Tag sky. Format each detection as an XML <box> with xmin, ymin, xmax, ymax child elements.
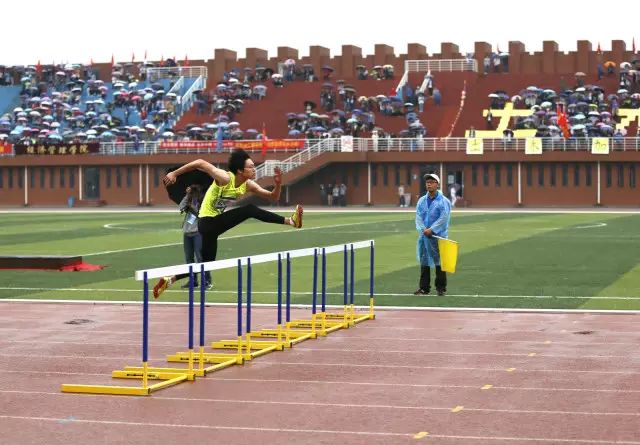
<box><xmin>2</xmin><ymin>0</ymin><xmax>636</xmax><ymax>66</ymax></box>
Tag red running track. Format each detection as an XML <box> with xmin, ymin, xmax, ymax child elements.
<box><xmin>0</xmin><ymin>302</ymin><xmax>639</xmax><ymax>444</ymax></box>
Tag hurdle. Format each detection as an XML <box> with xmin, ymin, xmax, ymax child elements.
<box><xmin>61</xmin><ymin>272</ymin><xmax>193</xmax><ymax>396</ymax></box>
<box><xmin>164</xmin><ymin>264</ymin><xmax>242</xmax><ymax>373</ymax></box>
<box><xmin>61</xmin><ymin>239</ymin><xmax>375</xmax><ymax>396</ymax></box>
<box><xmin>210</xmin><ymin>258</ymin><xmax>287</xmax><ymax>359</ymax></box>
<box><xmin>251</xmin><ymin>251</ymin><xmax>317</xmax><ymax>343</ymax></box>
<box><xmin>287</xmin><ymin>241</ymin><xmax>375</xmax><ymax>333</ymax></box>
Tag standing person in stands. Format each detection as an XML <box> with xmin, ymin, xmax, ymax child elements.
<box><xmin>414</xmin><ymin>173</ymin><xmax>451</xmax><ymax>296</ymax></box>
<box><xmin>153</xmin><ymin>149</ymin><xmax>304</xmax><ymax>298</ymax></box>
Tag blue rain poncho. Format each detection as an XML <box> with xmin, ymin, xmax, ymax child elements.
<box><xmin>415</xmin><ymin>190</ymin><xmax>452</xmax><ymax>267</ymax></box>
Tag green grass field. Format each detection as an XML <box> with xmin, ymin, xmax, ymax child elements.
<box><xmin>1</xmin><ymin>210</ymin><xmax>639</xmax><ymax>310</ymax></box>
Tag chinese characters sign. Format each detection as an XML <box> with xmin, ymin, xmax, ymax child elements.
<box><xmin>14</xmin><ymin>143</ymin><xmax>100</xmax><ymax>155</ymax></box>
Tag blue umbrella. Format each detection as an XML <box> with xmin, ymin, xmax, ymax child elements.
<box><xmin>288</xmin><ymin>129</ymin><xmax>301</xmax><ymax>136</ymax></box>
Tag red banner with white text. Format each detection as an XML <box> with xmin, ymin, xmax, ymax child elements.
<box><xmin>158</xmin><ymin>139</ymin><xmax>305</xmax><ymax>152</ymax></box>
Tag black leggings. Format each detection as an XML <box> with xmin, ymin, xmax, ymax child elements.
<box><xmin>175</xmin><ymin>204</ymin><xmax>285</xmax><ymax>281</ymax></box>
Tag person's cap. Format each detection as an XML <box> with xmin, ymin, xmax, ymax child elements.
<box><xmin>423</xmin><ymin>173</ymin><xmax>440</xmax><ymax>183</ymax></box>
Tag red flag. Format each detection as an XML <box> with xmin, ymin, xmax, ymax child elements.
<box><xmin>261</xmin><ymin>123</ymin><xmax>268</xmax><ymax>156</ymax></box>
<box><xmin>184</xmin><ymin>54</ymin><xmax>189</xmax><ymax>67</ymax></box>
<box><xmin>36</xmin><ymin>60</ymin><xmax>42</xmax><ymax>74</ymax></box>
<box><xmin>160</xmin><ymin>54</ymin><xmax>164</xmax><ymax>64</ymax></box>
<box><xmin>597</xmin><ymin>42</ymin><xmax>602</xmax><ymax>55</ymax></box>
<box><xmin>633</xmin><ymin>38</ymin><xmax>637</xmax><ymax>54</ymax></box>
<box><xmin>90</xmin><ymin>57</ymin><xmax>94</xmax><ymax>66</ymax></box>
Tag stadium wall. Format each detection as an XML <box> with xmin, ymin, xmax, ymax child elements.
<box><xmin>1</xmin><ymin>153</ymin><xmax>638</xmax><ymax>207</ymax></box>
<box><xmin>81</xmin><ymin>40</ymin><xmax>635</xmax><ymax>87</ymax></box>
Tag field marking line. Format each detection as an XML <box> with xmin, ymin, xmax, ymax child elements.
<box><xmin>1</xmin><ymin>207</ymin><xmax>640</xmax><ymax>214</ymax></box>
<box><xmin>0</xmin><ymin>353</ymin><xmax>637</xmax><ymax>374</ymax></box>
<box><xmin>2</xmin><ymin>390</ymin><xmax>639</xmax><ymax>417</ymax></box>
<box><xmin>575</xmin><ymin>222</ymin><xmax>608</xmax><ymax>229</ymax></box>
<box><xmin>0</xmin><ymin>340</ymin><xmax>634</xmax><ymax>360</ymax></box>
<box><xmin>3</xmin><ymin>376</ymin><xmax>640</xmax><ymax>394</ymax></box>
<box><xmin>3</xmin><ymin>289</ymin><xmax>640</xmax><ymax>302</ymax></box>
<box><xmin>84</xmin><ymin>218</ymin><xmax>405</xmax><ymax>256</ymax></box>
<box><xmin>0</xmin><ymin>415</ymin><xmax>410</xmax><ymax>438</ymax></box>
<box><xmin>3</xmin><ymin>299</ymin><xmax>640</xmax><ymax>314</ymax></box>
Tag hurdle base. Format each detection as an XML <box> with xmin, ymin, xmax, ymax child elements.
<box><xmin>60</xmin><ymin>384</ymin><xmax>151</xmax><ymax>396</ymax></box>
<box><xmin>212</xmin><ymin>339</ymin><xmax>286</xmax><ymax>351</ymax></box>
<box><xmin>251</xmin><ymin>329</ymin><xmax>313</xmax><ymax>346</ymax></box>
<box><xmin>167</xmin><ymin>352</ymin><xmax>243</xmax><ymax>366</ymax></box>
<box><xmin>211</xmin><ymin>339</ymin><xmax>280</xmax><ymax>360</ymax></box>
<box><xmin>288</xmin><ymin>319</ymin><xmax>346</xmax><ymax>332</ymax></box>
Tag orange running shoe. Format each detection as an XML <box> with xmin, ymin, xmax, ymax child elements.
<box><xmin>153</xmin><ymin>276</ymin><xmax>172</xmax><ymax>299</ymax></box>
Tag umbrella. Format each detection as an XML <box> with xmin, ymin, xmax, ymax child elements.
<box><xmin>488</xmin><ymin>93</ymin><xmax>499</xmax><ymax>98</ymax></box>
<box><xmin>604</xmin><ymin>61</ymin><xmax>616</xmax><ymax>68</ymax></box>
<box><xmin>288</xmin><ymin>129</ymin><xmax>301</xmax><ymax>136</ymax></box>
<box><xmin>165</xmin><ymin>168</ymin><xmax>213</xmax><ymax>205</ymax></box>
<box><xmin>575</xmin><ymin>72</ymin><xmax>586</xmax><ymax>76</ymax></box>
<box><xmin>284</xmin><ymin>59</ymin><xmax>296</xmax><ymax>66</ymax></box>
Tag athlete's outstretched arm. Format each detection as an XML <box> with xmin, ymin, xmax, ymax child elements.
<box><xmin>246</xmin><ymin>167</ymin><xmax>282</xmax><ymax>202</ymax></box>
<box><xmin>163</xmin><ymin>159</ymin><xmax>230</xmax><ymax>186</ymax></box>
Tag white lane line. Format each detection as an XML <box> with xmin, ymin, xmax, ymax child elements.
<box><xmin>3</xmin><ymin>289</ymin><xmax>640</xmax><ymax>301</ymax></box>
<box><xmin>0</xmin><ymin>353</ymin><xmax>636</xmax><ymax>374</ymax></box>
<box><xmin>83</xmin><ymin>219</ymin><xmax>404</xmax><ymax>256</ymax></box>
<box><xmin>575</xmin><ymin>222</ymin><xmax>608</xmax><ymax>229</ymax></box>
<box><xmin>252</xmin><ymin>361</ymin><xmax>639</xmax><ymax>374</ymax></box>
<box><xmin>0</xmin><ymin>341</ymin><xmax>634</xmax><ymax>360</ymax></box>
<box><xmin>425</xmin><ymin>435</ymin><xmax>640</xmax><ymax>444</ymax></box>
<box><xmin>2</xmin><ymin>375</ymin><xmax>639</xmax><ymax>395</ymax></box>
<box><xmin>2</xmin><ymin>208</ymin><xmax>639</xmax><ymax>214</ymax></box>
<box><xmin>1</xmin><ymin>390</ymin><xmax>638</xmax><ymax>417</ymax></box>
<box><xmin>0</xmin><ymin>415</ymin><xmax>409</xmax><ymax>438</ymax></box>
<box><xmin>1</xmin><ymin>417</ymin><xmax>637</xmax><ymax>444</ymax></box>
<box><xmin>290</xmin><ymin>348</ymin><xmax>638</xmax><ymax>359</ymax></box>
<box><xmin>209</xmin><ymin>377</ymin><xmax>640</xmax><ymax>394</ymax></box>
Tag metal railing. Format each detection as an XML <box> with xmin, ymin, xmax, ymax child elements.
<box><xmin>351</xmin><ymin>137</ymin><xmax>640</xmax><ymax>152</ymax></box>
<box><xmin>166</xmin><ymin>77</ymin><xmax>184</xmax><ymax>96</ymax></box>
<box><xmin>395</xmin><ymin>70</ymin><xmax>409</xmax><ymax>98</ymax></box>
<box><xmin>255</xmin><ymin>139</ymin><xmax>333</xmax><ymax>179</ymax></box>
<box><xmin>144</xmin><ymin>66</ymin><xmax>208</xmax><ymax>82</ymax></box>
<box><xmin>177</xmin><ymin>76</ymin><xmax>205</xmax><ymax>119</ymax></box>
<box><xmin>405</xmin><ymin>59</ymin><xmax>478</xmax><ymax>73</ymax></box>
<box><xmin>5</xmin><ymin>137</ymin><xmax>639</xmax><ymax>158</ymax></box>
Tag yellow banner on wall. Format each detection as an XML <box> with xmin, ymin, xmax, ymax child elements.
<box><xmin>466</xmin><ymin>138</ymin><xmax>484</xmax><ymax>155</ymax></box>
<box><xmin>591</xmin><ymin>137</ymin><xmax>610</xmax><ymax>154</ymax></box>
<box><xmin>525</xmin><ymin>137</ymin><xmax>543</xmax><ymax>155</ymax></box>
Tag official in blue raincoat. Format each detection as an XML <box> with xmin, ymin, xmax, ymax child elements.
<box><xmin>415</xmin><ymin>173</ymin><xmax>451</xmax><ymax>296</ymax></box>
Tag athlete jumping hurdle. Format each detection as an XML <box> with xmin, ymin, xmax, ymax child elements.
<box><xmin>154</xmin><ymin>149</ymin><xmax>303</xmax><ymax>298</ymax></box>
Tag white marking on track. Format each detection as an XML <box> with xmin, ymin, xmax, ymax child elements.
<box><xmin>2</xmin><ymin>288</ymin><xmax>640</xmax><ymax>301</ymax></box>
<box><xmin>575</xmin><ymin>222</ymin><xmax>608</xmax><ymax>229</ymax></box>
<box><xmin>0</xmin><ymin>415</ymin><xmax>410</xmax><ymax>438</ymax></box>
<box><xmin>0</xmin><ymin>390</ymin><xmax>638</xmax><ymax>417</ymax></box>
<box><xmin>84</xmin><ymin>219</ymin><xmax>404</xmax><ymax>256</ymax></box>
